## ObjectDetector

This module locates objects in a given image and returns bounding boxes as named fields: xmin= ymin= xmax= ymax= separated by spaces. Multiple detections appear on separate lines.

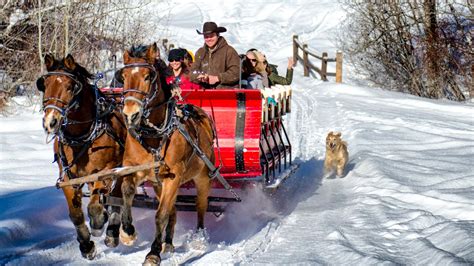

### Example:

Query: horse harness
xmin=120 ymin=63 xmax=241 ymax=201
xmin=38 ymin=71 xmax=125 ymax=190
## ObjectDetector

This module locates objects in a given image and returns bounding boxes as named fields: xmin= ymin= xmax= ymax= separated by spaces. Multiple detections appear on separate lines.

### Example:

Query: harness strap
xmin=101 ymin=102 xmax=127 ymax=150
xmin=105 ymin=123 xmax=125 ymax=150
xmin=43 ymin=104 xmax=66 ymax=116
xmin=123 ymin=95 xmax=145 ymax=106
xmin=153 ymin=135 xmax=170 ymax=179
xmin=176 ymin=122 xmax=241 ymax=202
xmin=55 ymin=141 xmax=88 ymax=190
xmin=58 ymin=118 xmax=106 ymax=146
xmin=129 ymin=99 xmax=178 ymax=151
xmin=206 ymin=99 xmax=225 ymax=171
xmin=128 ymin=127 xmax=143 ymax=146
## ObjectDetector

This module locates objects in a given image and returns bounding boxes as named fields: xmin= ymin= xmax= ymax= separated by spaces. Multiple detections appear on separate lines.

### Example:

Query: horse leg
xmin=104 ymin=205 xmax=121 ymax=247
xmin=144 ymin=177 xmax=180 ymax=265
xmin=63 ymin=186 xmax=96 ymax=260
xmin=195 ymin=171 xmax=211 ymax=229
xmin=120 ymin=175 xmax=137 ymax=246
xmin=162 ymin=205 xmax=176 ymax=253
xmin=151 ymin=182 xmax=175 ymax=253
xmin=87 ymin=182 xmax=108 ymax=237
xmin=105 ymin=179 xmax=123 ymax=247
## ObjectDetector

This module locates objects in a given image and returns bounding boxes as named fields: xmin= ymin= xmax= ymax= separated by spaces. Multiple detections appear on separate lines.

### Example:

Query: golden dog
xmin=324 ymin=131 xmax=348 ymax=177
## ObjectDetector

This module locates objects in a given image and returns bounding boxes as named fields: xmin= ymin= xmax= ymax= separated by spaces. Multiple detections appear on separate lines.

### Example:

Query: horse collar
xmin=129 ymin=100 xmax=178 ymax=155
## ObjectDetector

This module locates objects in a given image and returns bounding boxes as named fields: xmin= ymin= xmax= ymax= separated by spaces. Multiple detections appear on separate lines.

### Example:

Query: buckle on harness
xmin=208 ymin=166 xmax=221 ymax=179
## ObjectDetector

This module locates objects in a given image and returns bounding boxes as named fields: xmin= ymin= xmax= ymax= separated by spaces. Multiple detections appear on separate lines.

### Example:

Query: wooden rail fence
xmin=292 ymin=35 xmax=343 ymax=83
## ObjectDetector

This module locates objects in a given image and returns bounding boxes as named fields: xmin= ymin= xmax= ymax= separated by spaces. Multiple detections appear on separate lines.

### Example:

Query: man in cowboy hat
xmin=190 ymin=21 xmax=240 ymax=88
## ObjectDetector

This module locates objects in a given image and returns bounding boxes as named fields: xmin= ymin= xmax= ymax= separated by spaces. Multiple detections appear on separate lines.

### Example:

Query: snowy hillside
xmin=1 ymin=0 xmax=473 ymax=265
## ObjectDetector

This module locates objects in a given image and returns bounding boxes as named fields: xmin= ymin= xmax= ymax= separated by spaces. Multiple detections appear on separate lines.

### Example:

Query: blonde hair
xmin=248 ymin=51 xmax=266 ymax=74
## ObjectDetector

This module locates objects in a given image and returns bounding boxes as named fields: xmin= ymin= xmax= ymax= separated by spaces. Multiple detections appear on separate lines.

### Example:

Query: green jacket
xmin=268 ymin=64 xmax=293 ymax=86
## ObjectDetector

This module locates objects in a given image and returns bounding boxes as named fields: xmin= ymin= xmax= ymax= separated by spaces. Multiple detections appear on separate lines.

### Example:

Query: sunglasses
xmin=169 ymin=58 xmax=182 ymax=62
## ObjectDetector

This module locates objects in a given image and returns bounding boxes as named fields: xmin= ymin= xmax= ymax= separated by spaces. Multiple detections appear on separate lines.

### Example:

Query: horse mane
xmin=71 ymin=62 xmax=94 ymax=81
xmin=128 ymin=45 xmax=150 ymax=59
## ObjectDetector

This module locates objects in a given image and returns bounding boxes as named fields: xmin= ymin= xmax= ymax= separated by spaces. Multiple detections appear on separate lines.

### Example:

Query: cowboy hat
xmin=196 ymin=21 xmax=227 ymax=35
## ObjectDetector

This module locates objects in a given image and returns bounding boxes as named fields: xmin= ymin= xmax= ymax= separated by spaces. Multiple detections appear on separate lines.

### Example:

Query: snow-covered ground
xmin=1 ymin=0 xmax=473 ymax=265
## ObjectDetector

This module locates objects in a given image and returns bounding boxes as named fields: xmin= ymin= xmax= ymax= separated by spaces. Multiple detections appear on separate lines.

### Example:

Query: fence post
xmin=293 ymin=35 xmax=298 ymax=66
xmin=336 ymin=51 xmax=343 ymax=83
xmin=303 ymin=43 xmax=309 ymax=77
xmin=321 ymin=52 xmax=328 ymax=81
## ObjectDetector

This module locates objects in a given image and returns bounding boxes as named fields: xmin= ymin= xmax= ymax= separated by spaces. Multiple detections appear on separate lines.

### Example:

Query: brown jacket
xmin=190 ymin=37 xmax=240 ymax=88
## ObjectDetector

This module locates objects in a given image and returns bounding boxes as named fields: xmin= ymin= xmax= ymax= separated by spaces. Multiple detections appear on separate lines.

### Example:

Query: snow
xmin=1 ymin=0 xmax=474 ymax=265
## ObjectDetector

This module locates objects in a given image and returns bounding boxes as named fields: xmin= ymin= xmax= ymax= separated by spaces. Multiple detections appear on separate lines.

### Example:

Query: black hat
xmin=168 ymin=48 xmax=186 ymax=62
xmin=196 ymin=21 xmax=227 ymax=35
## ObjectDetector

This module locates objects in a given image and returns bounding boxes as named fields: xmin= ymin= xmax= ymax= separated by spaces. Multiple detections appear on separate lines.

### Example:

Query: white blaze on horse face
xmin=122 ymin=67 xmax=144 ymax=126
xmin=43 ymin=109 xmax=61 ymax=133
xmin=56 ymin=77 xmax=63 ymax=84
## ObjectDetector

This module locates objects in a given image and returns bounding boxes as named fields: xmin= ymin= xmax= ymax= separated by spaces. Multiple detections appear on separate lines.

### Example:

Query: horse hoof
xmin=80 ymin=241 xmax=96 ymax=260
xmin=143 ymin=255 xmax=160 ymax=266
xmin=105 ymin=236 xmax=119 ymax=248
xmin=162 ymin=243 xmax=175 ymax=253
xmin=91 ymin=227 xmax=105 ymax=237
xmin=119 ymin=226 xmax=137 ymax=246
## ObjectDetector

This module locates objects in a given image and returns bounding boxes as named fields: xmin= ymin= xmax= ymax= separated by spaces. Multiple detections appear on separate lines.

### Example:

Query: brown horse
xmin=116 ymin=43 xmax=215 ymax=265
xmin=36 ymin=54 xmax=127 ymax=259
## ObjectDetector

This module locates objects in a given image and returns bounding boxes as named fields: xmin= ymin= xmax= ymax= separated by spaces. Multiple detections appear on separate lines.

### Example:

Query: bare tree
xmin=339 ymin=0 xmax=472 ymax=101
xmin=0 ymin=0 xmax=161 ymax=107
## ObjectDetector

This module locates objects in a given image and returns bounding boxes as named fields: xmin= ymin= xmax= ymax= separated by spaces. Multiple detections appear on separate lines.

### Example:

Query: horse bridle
xmin=118 ymin=62 xmax=177 ymax=160
xmin=118 ymin=63 xmax=159 ymax=108
xmin=37 ymin=71 xmax=83 ymax=118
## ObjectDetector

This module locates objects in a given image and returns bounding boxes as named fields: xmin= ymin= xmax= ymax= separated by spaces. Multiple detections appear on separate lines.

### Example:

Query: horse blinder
xmin=115 ymin=69 xmax=124 ymax=84
xmin=146 ymin=69 xmax=157 ymax=84
xmin=36 ymin=77 xmax=46 ymax=92
xmin=36 ymin=74 xmax=81 ymax=95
